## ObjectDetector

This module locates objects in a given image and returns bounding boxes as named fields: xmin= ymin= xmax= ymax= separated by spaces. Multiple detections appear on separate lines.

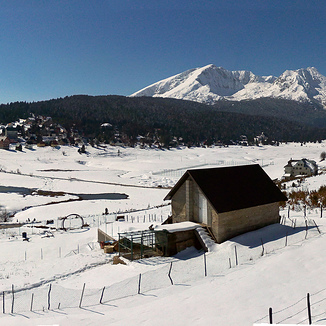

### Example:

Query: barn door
xmin=198 ymin=192 xmax=208 ymax=224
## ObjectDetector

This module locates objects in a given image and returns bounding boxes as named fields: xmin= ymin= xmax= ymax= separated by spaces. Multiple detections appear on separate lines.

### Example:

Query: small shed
xmin=164 ymin=164 xmax=287 ymax=243
xmin=116 ymin=222 xmax=204 ymax=260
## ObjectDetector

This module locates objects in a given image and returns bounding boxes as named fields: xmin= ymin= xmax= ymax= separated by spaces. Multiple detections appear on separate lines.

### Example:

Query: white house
xmin=284 ymin=158 xmax=318 ymax=177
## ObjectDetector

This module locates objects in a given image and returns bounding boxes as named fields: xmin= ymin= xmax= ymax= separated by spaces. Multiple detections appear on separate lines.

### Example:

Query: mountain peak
xmin=131 ymin=65 xmax=326 ymax=108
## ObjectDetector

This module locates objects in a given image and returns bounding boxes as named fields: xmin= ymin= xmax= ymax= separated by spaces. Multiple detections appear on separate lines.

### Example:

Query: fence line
xmin=0 ymin=218 xmax=322 ymax=317
xmin=153 ymin=160 xmax=274 ymax=178
xmin=255 ymin=288 xmax=326 ymax=325
xmin=3 ymin=217 xmax=319 ymax=264
xmin=0 ymin=208 xmax=170 ymax=241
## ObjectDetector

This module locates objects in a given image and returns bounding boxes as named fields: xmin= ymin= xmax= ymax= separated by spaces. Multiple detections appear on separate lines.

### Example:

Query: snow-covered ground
xmin=1 ymin=142 xmax=326 ymax=325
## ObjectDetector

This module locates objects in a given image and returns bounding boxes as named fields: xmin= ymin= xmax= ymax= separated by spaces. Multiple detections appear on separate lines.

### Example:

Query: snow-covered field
xmin=1 ymin=142 xmax=326 ymax=325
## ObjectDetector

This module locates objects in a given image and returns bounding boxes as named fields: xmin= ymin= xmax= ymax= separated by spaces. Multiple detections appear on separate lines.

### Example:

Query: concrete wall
xmin=211 ymin=202 xmax=280 ymax=243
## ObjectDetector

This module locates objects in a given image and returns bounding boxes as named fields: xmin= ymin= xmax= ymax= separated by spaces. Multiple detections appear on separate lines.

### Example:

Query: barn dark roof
xmin=164 ymin=164 xmax=287 ymax=214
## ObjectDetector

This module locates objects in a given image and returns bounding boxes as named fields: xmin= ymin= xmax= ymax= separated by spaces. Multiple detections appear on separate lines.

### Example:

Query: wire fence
xmin=0 ymin=207 xmax=169 ymax=240
xmin=255 ymin=288 xmax=326 ymax=325
xmin=0 ymin=216 xmax=322 ymax=317
xmin=152 ymin=160 xmax=274 ymax=178
xmin=153 ymin=160 xmax=255 ymax=178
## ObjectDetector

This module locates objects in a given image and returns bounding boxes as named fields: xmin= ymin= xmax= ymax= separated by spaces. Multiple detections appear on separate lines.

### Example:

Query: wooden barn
xmin=164 ymin=164 xmax=287 ymax=243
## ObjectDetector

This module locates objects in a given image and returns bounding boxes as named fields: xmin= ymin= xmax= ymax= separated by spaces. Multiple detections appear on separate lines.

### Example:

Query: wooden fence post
xmin=47 ymin=284 xmax=52 ymax=310
xmin=269 ymin=307 xmax=273 ymax=324
xmin=11 ymin=284 xmax=14 ymax=314
xmin=261 ymin=238 xmax=265 ymax=256
xmin=312 ymin=220 xmax=321 ymax=234
xmin=138 ymin=274 xmax=142 ymax=294
xmin=168 ymin=262 xmax=173 ymax=285
xmin=30 ymin=293 xmax=34 ymax=312
xmin=2 ymin=291 xmax=4 ymax=314
xmin=79 ymin=283 xmax=86 ymax=308
xmin=100 ymin=286 xmax=105 ymax=304
xmin=235 ymin=246 xmax=238 ymax=266
xmin=307 ymin=293 xmax=312 ymax=324
xmin=204 ymin=252 xmax=207 ymax=277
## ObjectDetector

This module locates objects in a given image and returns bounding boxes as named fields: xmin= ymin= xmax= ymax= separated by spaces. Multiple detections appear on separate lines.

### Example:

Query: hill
xmin=1 ymin=95 xmax=326 ymax=145
xmin=212 ymin=97 xmax=326 ymax=128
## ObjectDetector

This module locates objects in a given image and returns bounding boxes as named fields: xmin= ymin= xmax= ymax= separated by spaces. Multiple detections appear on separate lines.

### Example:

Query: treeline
xmin=1 ymin=95 xmax=326 ymax=146
xmin=213 ymin=97 xmax=326 ymax=128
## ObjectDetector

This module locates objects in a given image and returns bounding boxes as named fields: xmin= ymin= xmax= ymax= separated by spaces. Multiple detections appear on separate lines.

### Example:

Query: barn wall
xmin=211 ymin=202 xmax=280 ymax=243
xmin=185 ymin=179 xmax=193 ymax=220
xmin=172 ymin=180 xmax=214 ymax=226
xmin=192 ymin=182 xmax=200 ymax=221
xmin=171 ymin=180 xmax=188 ymax=223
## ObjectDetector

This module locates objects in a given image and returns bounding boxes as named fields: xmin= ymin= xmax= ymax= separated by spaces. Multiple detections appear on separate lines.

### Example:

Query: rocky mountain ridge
xmin=131 ymin=64 xmax=326 ymax=108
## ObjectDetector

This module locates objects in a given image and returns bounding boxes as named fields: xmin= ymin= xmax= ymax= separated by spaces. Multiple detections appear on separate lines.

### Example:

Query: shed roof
xmin=164 ymin=164 xmax=287 ymax=214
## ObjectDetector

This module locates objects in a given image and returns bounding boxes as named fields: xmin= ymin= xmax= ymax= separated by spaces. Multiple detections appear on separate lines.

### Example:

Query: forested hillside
xmin=1 ymin=95 xmax=326 ymax=146
xmin=213 ymin=98 xmax=326 ymax=128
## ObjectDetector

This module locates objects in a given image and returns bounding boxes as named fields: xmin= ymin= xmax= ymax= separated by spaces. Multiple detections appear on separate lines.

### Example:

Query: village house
xmin=284 ymin=158 xmax=318 ymax=178
xmin=0 ymin=136 xmax=10 ymax=150
xmin=5 ymin=125 xmax=18 ymax=141
xmin=164 ymin=164 xmax=287 ymax=243
xmin=254 ymin=132 xmax=268 ymax=145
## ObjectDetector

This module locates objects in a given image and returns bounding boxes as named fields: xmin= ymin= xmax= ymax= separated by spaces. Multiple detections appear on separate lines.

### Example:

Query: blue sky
xmin=0 ymin=0 xmax=325 ymax=104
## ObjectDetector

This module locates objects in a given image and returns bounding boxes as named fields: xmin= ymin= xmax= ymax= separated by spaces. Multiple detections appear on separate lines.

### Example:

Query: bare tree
xmin=0 ymin=207 xmax=10 ymax=222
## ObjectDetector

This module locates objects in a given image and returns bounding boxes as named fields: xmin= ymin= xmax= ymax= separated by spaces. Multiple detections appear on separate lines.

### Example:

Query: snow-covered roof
xmin=101 ymin=123 xmax=112 ymax=127
xmin=302 ymin=159 xmax=317 ymax=171
xmin=154 ymin=221 xmax=199 ymax=233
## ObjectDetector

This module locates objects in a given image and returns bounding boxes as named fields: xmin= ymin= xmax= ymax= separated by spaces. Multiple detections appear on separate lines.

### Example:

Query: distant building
xmin=284 ymin=158 xmax=318 ymax=178
xmin=164 ymin=165 xmax=287 ymax=243
xmin=254 ymin=132 xmax=268 ymax=145
xmin=5 ymin=123 xmax=18 ymax=141
xmin=0 ymin=136 xmax=10 ymax=150
xmin=238 ymin=135 xmax=248 ymax=146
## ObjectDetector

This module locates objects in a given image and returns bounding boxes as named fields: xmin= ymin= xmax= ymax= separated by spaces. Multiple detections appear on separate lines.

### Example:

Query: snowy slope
xmin=131 ymin=64 xmax=326 ymax=108
xmin=1 ymin=143 xmax=326 ymax=325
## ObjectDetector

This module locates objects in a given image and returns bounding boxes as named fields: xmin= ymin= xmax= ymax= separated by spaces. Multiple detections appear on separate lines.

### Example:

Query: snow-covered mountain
xmin=130 ymin=64 xmax=326 ymax=108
